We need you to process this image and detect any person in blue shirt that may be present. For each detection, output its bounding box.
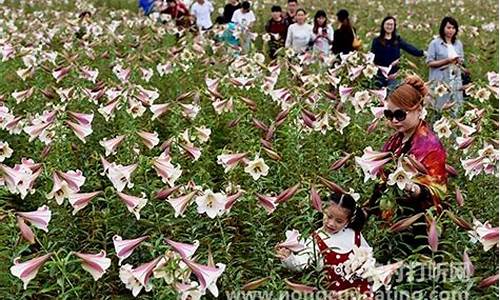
[139,0,155,15]
[371,16,425,90]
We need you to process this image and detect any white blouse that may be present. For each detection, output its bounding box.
[282,227,370,272]
[285,23,313,53]
[311,24,334,55]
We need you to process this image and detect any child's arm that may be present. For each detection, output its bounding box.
[277,236,321,272]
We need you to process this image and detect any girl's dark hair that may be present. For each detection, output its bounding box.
[439,16,459,43]
[336,9,351,29]
[313,10,327,34]
[378,16,398,46]
[326,192,366,231]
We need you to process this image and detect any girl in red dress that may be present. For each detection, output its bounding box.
[276,193,374,299]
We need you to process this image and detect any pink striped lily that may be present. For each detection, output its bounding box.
[68,191,102,215]
[179,143,201,161]
[74,250,111,281]
[16,205,52,232]
[179,103,200,120]
[10,253,52,289]
[205,77,223,98]
[23,120,53,143]
[166,191,197,217]
[165,239,199,259]
[212,98,234,115]
[47,170,85,205]
[79,66,99,83]
[99,135,125,156]
[224,190,244,211]
[152,153,182,187]
[478,273,499,289]
[113,65,131,82]
[362,261,404,291]
[113,235,149,265]
[16,66,34,81]
[136,86,159,106]
[106,162,138,192]
[181,257,226,296]
[16,159,43,198]
[454,121,476,137]
[156,62,173,76]
[5,116,24,135]
[275,183,300,203]
[369,88,387,102]
[427,218,439,252]
[216,152,247,173]
[278,229,306,252]
[455,136,475,151]
[229,76,254,89]
[270,88,292,103]
[370,106,386,119]
[119,256,163,297]
[355,147,392,182]
[1,43,15,61]
[330,153,352,170]
[137,130,159,150]
[98,99,119,122]
[461,156,486,180]
[348,65,364,81]
[52,65,71,82]
[67,111,93,126]
[12,87,34,104]
[283,279,317,293]
[256,193,278,215]
[65,120,93,143]
[117,192,148,220]
[332,109,351,134]
[469,219,499,251]
[310,186,322,212]
[140,67,154,82]
[149,103,170,120]
[17,216,35,244]
[194,126,211,143]
[56,170,85,191]
[175,281,203,300]
[339,85,353,102]
[463,250,475,277]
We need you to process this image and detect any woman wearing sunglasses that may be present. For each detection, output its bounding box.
[367,75,448,251]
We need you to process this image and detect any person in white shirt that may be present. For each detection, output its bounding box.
[231,1,255,51]
[231,1,255,29]
[284,8,313,53]
[311,10,334,56]
[190,0,214,30]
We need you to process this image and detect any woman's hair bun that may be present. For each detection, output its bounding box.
[404,75,428,97]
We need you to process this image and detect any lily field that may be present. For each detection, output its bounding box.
[0,0,498,299]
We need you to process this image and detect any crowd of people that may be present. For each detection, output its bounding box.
[145,0,468,113]
[139,1,468,297]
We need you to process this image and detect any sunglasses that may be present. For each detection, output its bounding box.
[383,109,407,122]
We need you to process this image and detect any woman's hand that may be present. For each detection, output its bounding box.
[448,56,459,65]
[275,244,292,260]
